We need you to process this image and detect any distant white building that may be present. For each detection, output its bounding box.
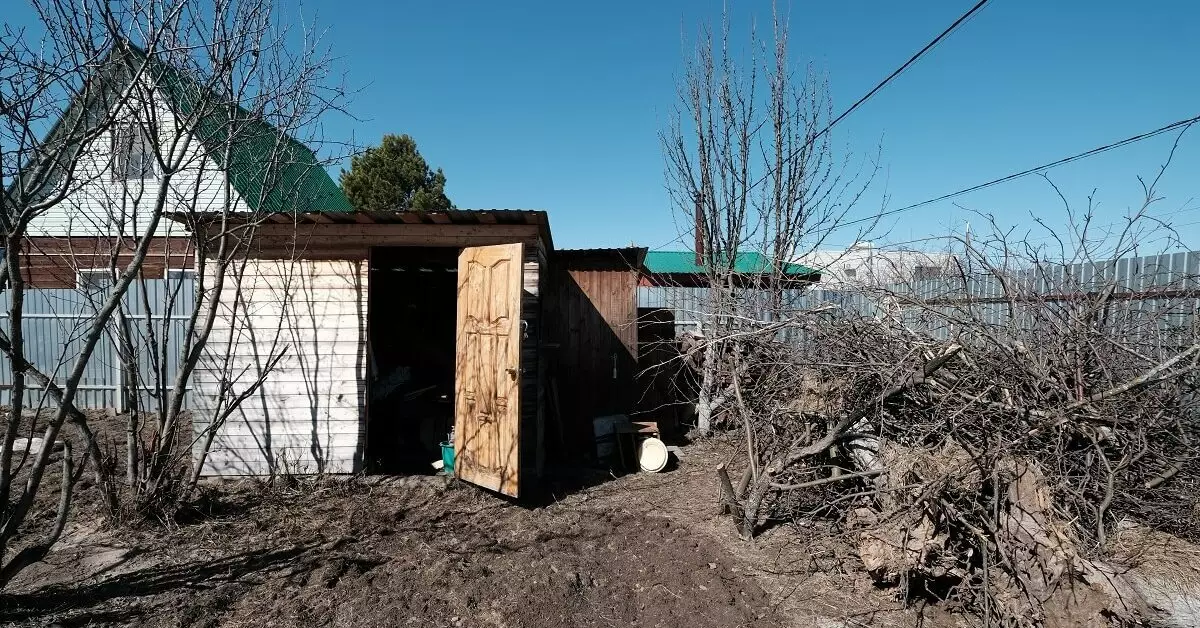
[799,242,957,287]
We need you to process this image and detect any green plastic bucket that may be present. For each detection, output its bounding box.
[440,441,455,476]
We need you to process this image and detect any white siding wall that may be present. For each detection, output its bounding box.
[27,85,247,237]
[799,246,956,287]
[192,259,368,477]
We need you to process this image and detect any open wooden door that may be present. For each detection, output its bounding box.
[454,243,523,496]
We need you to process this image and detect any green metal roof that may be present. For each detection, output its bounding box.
[643,250,818,276]
[118,43,352,214]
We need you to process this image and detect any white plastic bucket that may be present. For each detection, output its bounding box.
[637,437,669,473]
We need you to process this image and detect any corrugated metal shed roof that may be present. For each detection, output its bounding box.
[166,209,555,249]
[644,250,817,276]
[554,247,647,270]
[167,208,548,226]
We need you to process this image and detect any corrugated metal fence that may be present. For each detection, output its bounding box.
[0,276,195,410]
[638,285,812,335]
[639,251,1200,347]
[7,250,1197,411]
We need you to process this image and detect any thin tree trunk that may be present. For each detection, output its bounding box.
[114,307,140,487]
[0,241,26,569]
[0,441,72,589]
[0,202,166,551]
[696,338,719,435]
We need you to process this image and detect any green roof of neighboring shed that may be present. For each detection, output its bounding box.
[643,250,818,276]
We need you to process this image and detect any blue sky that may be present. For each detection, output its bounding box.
[305,0,1200,251]
[11,1,1200,251]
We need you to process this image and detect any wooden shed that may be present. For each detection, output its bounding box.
[182,209,645,497]
[544,248,646,458]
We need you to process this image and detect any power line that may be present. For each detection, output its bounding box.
[818,0,991,142]
[749,0,992,190]
[839,113,1200,229]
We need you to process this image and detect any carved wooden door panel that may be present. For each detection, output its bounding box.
[454,243,523,496]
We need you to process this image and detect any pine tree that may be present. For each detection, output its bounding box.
[339,134,453,211]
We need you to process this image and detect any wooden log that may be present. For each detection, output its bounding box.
[716,463,740,518]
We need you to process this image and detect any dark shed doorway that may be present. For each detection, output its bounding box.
[366,247,459,473]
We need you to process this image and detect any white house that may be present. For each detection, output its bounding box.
[10,41,372,483]
[799,242,957,287]
[15,39,349,288]
[13,41,630,499]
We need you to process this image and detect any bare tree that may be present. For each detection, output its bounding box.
[0,0,346,585]
[662,5,1200,624]
[689,136,1200,624]
[661,5,877,436]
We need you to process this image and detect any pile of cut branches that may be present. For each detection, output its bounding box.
[702,262,1200,626]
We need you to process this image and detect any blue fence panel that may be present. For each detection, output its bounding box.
[0,277,195,411]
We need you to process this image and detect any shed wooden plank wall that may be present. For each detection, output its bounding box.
[191,216,549,479]
[520,244,545,492]
[567,270,639,355]
[19,236,194,288]
[545,266,639,460]
[193,258,368,476]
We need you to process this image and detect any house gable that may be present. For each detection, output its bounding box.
[20,40,348,238]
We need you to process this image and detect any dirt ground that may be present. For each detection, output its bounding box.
[0,440,944,628]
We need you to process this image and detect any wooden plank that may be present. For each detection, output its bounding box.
[189,379,360,393]
[195,354,365,375]
[211,416,363,433]
[200,445,360,476]
[206,324,366,344]
[252,235,538,250]
[211,430,362,450]
[548,266,643,435]
[191,382,364,407]
[245,234,541,258]
[230,274,366,289]
[217,297,364,315]
[254,223,538,238]
[454,242,523,497]
[519,244,543,487]
[193,257,368,477]
[233,259,364,272]
[206,321,366,340]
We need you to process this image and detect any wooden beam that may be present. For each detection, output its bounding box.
[399,212,423,224]
[248,234,542,257]
[253,223,540,239]
[254,233,540,247]
[428,212,452,224]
